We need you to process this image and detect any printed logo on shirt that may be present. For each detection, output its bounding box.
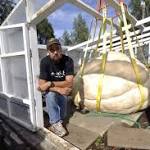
[50,70,65,78]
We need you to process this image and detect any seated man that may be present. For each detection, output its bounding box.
[38,38,74,137]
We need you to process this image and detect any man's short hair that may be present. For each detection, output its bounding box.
[47,38,61,49]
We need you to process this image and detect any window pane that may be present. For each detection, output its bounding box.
[10,97,31,124]
[2,56,28,99]
[0,68,2,92]
[0,93,9,114]
[1,27,24,53]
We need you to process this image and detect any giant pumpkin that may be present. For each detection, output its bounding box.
[73,52,150,114]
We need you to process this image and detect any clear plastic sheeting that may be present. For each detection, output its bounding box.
[34,0,49,14]
[0,93,9,115]
[38,48,47,61]
[67,50,84,73]
[2,56,28,99]
[0,35,1,54]
[10,97,31,124]
[1,27,24,53]
[137,44,149,65]
[3,0,27,26]
[0,69,2,92]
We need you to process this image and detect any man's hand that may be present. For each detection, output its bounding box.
[52,75,74,88]
[58,87,72,95]
[38,79,51,92]
[49,87,72,96]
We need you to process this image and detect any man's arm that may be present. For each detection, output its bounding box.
[49,75,74,95]
[38,79,51,92]
[52,75,74,88]
[38,75,74,95]
[38,79,62,93]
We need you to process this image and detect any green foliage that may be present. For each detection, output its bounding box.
[62,30,72,45]
[129,0,150,65]
[71,14,89,44]
[0,0,15,25]
[129,0,150,20]
[37,18,55,44]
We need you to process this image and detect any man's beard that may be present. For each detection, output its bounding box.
[52,54,62,63]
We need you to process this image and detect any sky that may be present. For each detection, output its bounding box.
[14,0,131,38]
[46,0,131,38]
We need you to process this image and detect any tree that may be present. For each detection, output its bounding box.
[62,30,72,45]
[71,14,89,44]
[0,0,15,25]
[129,0,150,64]
[37,18,55,44]
[129,0,150,20]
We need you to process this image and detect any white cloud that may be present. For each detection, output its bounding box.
[47,5,92,37]
[48,9,77,25]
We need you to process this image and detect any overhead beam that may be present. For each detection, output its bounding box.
[136,16,150,26]
[30,0,67,25]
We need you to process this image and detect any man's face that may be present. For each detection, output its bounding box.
[48,44,62,62]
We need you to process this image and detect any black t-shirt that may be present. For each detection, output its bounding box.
[39,54,74,81]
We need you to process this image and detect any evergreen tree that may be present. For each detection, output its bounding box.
[129,0,150,20]
[0,0,15,25]
[62,30,72,45]
[37,18,55,44]
[71,14,89,44]
[129,0,150,64]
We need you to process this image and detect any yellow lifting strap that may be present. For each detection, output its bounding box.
[96,51,108,111]
[120,1,145,110]
[96,5,108,111]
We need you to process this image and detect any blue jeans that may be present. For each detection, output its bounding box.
[45,91,68,124]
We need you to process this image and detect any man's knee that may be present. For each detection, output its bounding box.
[46,91,56,97]
[45,92,57,103]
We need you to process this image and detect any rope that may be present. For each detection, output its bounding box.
[87,111,141,128]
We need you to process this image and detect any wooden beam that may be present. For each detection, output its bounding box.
[26,0,44,128]
[136,16,150,26]
[30,0,67,25]
[38,128,79,150]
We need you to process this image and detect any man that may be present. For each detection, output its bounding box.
[38,38,74,137]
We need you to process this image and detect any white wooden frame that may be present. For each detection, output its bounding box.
[0,23,37,130]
